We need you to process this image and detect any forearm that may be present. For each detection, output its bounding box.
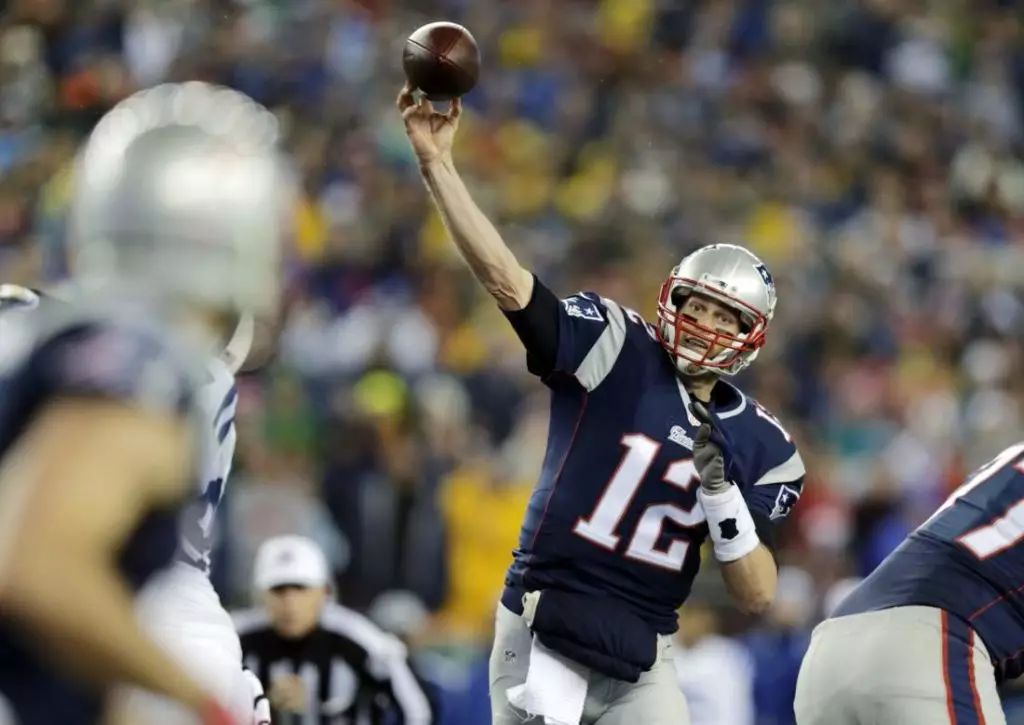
[419,155,533,310]
[1,553,206,709]
[698,484,778,614]
[720,544,778,614]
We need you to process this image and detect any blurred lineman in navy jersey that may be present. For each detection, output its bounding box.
[234,536,432,725]
[399,87,804,725]
[794,445,1024,725]
[0,81,293,725]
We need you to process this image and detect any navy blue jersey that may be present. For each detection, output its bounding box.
[503,292,805,633]
[0,304,202,725]
[836,442,1024,683]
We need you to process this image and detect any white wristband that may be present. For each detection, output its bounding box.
[698,485,760,562]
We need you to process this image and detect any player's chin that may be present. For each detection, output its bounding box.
[681,363,715,378]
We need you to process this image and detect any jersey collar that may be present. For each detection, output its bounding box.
[676,377,747,426]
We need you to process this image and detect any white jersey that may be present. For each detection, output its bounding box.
[117,357,259,725]
[178,356,238,575]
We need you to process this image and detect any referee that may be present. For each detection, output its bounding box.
[233,536,433,725]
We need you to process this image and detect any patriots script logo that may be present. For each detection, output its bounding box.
[719,518,739,540]
[668,425,694,449]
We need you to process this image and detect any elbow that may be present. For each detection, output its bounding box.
[723,552,778,615]
[487,266,534,310]
[736,587,775,615]
[0,534,75,617]
[0,558,37,617]
[722,541,780,615]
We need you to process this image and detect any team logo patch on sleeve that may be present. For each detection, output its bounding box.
[562,296,604,322]
[770,484,801,520]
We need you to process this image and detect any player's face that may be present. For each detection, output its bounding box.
[677,294,742,362]
[263,584,330,639]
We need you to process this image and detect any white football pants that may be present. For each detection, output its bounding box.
[488,602,690,725]
[795,606,1005,725]
[107,562,260,725]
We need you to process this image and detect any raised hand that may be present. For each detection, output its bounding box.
[397,83,462,165]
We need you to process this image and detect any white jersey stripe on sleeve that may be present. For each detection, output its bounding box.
[753,450,806,487]
[574,298,627,391]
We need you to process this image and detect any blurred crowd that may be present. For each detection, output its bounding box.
[4,0,1024,721]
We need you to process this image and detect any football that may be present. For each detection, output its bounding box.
[402,22,480,102]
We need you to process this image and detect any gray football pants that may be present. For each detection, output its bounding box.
[489,602,690,725]
[795,606,1005,725]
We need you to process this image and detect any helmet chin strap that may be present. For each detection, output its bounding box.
[679,360,719,379]
[680,361,708,376]
[675,343,734,376]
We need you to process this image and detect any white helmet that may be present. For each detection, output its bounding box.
[656,244,777,376]
[68,82,295,320]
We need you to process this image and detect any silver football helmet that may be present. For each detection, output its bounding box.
[656,244,777,376]
[67,82,295,322]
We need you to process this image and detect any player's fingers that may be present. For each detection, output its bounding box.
[694,423,712,445]
[401,104,419,123]
[448,97,463,121]
[397,84,415,112]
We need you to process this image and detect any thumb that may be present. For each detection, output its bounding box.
[694,423,712,446]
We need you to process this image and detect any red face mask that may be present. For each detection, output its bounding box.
[656,278,768,372]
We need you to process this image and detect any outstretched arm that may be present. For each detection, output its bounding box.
[398,86,533,311]
[419,156,534,310]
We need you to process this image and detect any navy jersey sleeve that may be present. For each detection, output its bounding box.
[735,401,805,526]
[506,285,630,391]
[503,279,631,390]
[553,292,624,387]
[33,323,195,417]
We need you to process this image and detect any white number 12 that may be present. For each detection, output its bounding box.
[573,434,706,571]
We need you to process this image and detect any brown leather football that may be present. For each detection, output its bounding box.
[402,22,480,102]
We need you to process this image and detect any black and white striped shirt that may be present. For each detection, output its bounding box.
[233,603,432,725]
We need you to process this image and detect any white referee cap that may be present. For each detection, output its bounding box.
[253,535,330,591]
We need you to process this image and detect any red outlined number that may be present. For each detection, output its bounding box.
[753,401,791,442]
[923,443,1024,559]
[573,434,706,571]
